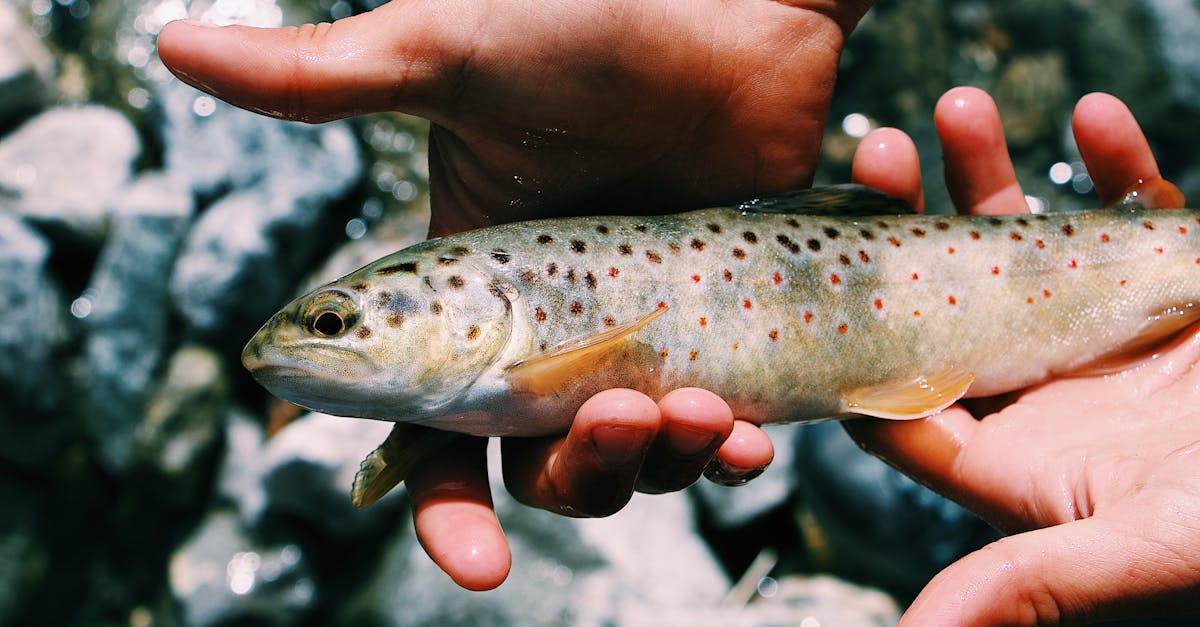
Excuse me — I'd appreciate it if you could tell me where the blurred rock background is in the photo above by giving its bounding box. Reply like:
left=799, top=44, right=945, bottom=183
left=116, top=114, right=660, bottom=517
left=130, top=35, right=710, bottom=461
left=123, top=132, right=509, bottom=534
left=1, top=0, right=1198, bottom=625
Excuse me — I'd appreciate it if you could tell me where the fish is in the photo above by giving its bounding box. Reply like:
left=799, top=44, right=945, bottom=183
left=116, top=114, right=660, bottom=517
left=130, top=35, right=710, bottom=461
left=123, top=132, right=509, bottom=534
left=242, top=183, right=1199, bottom=507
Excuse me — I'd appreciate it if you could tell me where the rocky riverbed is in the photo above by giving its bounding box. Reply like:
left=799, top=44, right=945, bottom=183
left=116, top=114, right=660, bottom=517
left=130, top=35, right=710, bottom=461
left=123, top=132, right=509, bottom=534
left=3, top=0, right=1200, bottom=625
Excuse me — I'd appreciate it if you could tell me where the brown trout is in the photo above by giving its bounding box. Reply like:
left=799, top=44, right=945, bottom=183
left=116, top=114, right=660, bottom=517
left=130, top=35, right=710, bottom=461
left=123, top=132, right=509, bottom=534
left=242, top=185, right=1200, bottom=506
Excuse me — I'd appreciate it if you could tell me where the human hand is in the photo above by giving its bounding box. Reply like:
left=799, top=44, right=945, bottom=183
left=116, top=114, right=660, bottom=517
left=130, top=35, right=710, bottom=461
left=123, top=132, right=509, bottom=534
left=847, top=86, right=1200, bottom=625
left=157, top=0, right=874, bottom=590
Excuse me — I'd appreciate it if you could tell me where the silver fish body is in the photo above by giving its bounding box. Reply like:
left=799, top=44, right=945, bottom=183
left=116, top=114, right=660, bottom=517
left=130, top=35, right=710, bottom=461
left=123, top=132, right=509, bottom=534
left=243, top=187, right=1200, bottom=436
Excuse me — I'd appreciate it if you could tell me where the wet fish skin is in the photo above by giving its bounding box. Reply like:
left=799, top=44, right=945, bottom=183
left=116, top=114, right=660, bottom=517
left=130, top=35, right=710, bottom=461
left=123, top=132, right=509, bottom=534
left=242, top=186, right=1200, bottom=437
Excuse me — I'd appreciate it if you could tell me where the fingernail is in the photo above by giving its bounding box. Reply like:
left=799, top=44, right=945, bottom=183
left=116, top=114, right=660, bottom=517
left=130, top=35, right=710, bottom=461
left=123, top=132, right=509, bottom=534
left=666, top=423, right=719, bottom=456
left=591, top=425, right=652, bottom=466
left=703, top=459, right=767, bottom=487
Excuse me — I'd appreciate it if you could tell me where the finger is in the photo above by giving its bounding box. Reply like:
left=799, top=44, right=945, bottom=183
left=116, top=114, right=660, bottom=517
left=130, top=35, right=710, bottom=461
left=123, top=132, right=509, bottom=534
left=501, top=389, right=660, bottom=517
left=406, top=435, right=511, bottom=591
left=1072, top=92, right=1183, bottom=207
left=703, top=419, right=775, bottom=486
left=935, top=86, right=1027, bottom=215
left=900, top=515, right=1200, bottom=626
left=157, top=8, right=453, bottom=123
left=635, top=388, right=734, bottom=494
left=851, top=126, right=925, bottom=212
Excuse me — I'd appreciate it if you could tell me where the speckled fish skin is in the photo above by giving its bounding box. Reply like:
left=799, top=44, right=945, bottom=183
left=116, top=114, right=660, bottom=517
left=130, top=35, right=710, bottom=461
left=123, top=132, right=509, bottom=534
left=242, top=186, right=1200, bottom=436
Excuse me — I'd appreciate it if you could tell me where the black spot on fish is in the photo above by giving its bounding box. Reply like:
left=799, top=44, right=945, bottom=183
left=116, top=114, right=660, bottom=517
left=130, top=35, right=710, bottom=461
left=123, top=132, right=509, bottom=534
left=1063, top=224, right=1077, bottom=236
left=743, top=231, right=759, bottom=244
left=987, top=217, right=1004, bottom=226
left=566, top=269, right=577, bottom=284
left=491, top=249, right=512, bottom=264
left=351, top=282, right=369, bottom=292
left=570, top=301, right=583, bottom=315
left=807, top=238, right=821, bottom=252
left=519, top=269, right=538, bottom=283
left=373, top=292, right=392, bottom=308
left=356, top=326, right=372, bottom=339
left=859, top=229, right=875, bottom=241
left=603, top=315, right=616, bottom=327
left=537, top=234, right=553, bottom=245
left=875, top=220, right=891, bottom=230
left=634, top=224, right=648, bottom=233
left=571, top=240, right=587, bottom=253
left=910, top=228, right=926, bottom=238
left=934, top=221, right=951, bottom=231
left=618, top=244, right=633, bottom=256
left=786, top=218, right=801, bottom=228
left=707, top=223, right=723, bottom=233
left=596, top=225, right=610, bottom=235
left=585, top=272, right=597, bottom=290
left=823, top=227, right=841, bottom=239
left=732, top=248, right=746, bottom=260
left=534, top=307, right=546, bottom=323
left=838, top=254, right=851, bottom=266
left=691, top=238, right=706, bottom=251
left=776, top=234, right=800, bottom=254
left=646, top=250, right=663, bottom=263
left=466, top=325, right=480, bottom=341
left=438, top=257, right=459, bottom=266
left=430, top=301, right=443, bottom=316
left=451, top=246, right=471, bottom=256
left=1141, top=221, right=1154, bottom=231
left=668, top=243, right=682, bottom=254
left=969, top=231, right=981, bottom=240
left=378, top=261, right=419, bottom=275
left=546, top=262, right=558, bottom=276
left=1016, top=217, right=1030, bottom=227
left=386, top=312, right=404, bottom=327
left=723, top=269, right=733, bottom=282
left=858, top=250, right=870, bottom=263
left=1035, top=214, right=1049, bottom=221
left=447, top=276, right=465, bottom=289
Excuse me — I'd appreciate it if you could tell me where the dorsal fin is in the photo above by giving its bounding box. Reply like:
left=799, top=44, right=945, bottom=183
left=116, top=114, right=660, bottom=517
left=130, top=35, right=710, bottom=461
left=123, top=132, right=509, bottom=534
left=505, top=305, right=668, bottom=396
left=737, top=184, right=915, bottom=216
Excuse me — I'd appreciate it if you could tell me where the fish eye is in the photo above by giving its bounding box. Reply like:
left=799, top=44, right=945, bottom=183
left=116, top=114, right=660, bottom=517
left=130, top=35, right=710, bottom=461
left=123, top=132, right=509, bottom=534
left=312, top=310, right=346, bottom=337
left=302, top=290, right=360, bottom=338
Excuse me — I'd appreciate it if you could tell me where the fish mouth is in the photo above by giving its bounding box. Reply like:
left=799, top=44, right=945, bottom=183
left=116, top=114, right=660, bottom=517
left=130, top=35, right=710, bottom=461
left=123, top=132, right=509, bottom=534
left=242, top=340, right=379, bottom=383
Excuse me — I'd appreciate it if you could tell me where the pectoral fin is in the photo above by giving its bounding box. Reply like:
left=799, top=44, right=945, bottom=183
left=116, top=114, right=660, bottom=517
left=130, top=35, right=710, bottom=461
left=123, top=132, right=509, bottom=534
left=506, top=305, right=668, bottom=396
left=351, top=423, right=463, bottom=509
left=840, top=368, right=975, bottom=420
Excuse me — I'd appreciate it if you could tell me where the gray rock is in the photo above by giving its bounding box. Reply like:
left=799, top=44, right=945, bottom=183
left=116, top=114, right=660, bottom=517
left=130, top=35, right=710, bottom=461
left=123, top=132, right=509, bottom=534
left=0, top=211, right=70, bottom=466
left=0, top=0, right=54, bottom=128
left=0, top=476, right=40, bottom=625
left=84, top=173, right=193, bottom=471
left=342, top=441, right=729, bottom=626
left=164, top=80, right=362, bottom=341
left=794, top=421, right=998, bottom=596
left=0, top=106, right=139, bottom=241
left=132, top=344, right=229, bottom=505
left=218, top=412, right=402, bottom=536
left=1144, top=0, right=1200, bottom=112
left=169, top=511, right=316, bottom=627
left=691, top=424, right=803, bottom=528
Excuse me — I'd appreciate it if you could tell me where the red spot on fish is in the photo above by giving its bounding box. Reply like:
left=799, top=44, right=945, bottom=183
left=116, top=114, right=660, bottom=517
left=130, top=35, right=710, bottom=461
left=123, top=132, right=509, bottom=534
left=1043, top=289, right=1052, bottom=298
left=732, top=248, right=746, bottom=260
left=913, top=310, right=921, bottom=317
left=1011, top=232, right=1023, bottom=242
left=603, top=315, right=615, bottom=327
left=1036, top=239, right=1045, bottom=249
left=1181, top=226, right=1189, bottom=235
left=837, top=323, right=848, bottom=335
left=692, top=274, right=701, bottom=283
left=1027, top=297, right=1035, bottom=304
left=991, top=266, right=1000, bottom=275
left=723, top=269, right=733, bottom=282
left=1068, top=259, right=1078, bottom=268
left=608, top=267, right=620, bottom=278
left=948, top=295, right=957, bottom=306
left=1120, top=279, right=1128, bottom=286
left=888, top=236, right=902, bottom=247
left=874, top=298, right=883, bottom=310
left=534, top=307, right=546, bottom=322
left=689, top=350, right=699, bottom=361
left=911, top=273, right=920, bottom=281
left=743, top=300, right=753, bottom=309
left=657, top=301, right=667, bottom=309
left=803, top=311, right=814, bottom=324
left=947, top=247, right=956, bottom=255
left=699, top=317, right=707, bottom=327
left=858, top=250, right=870, bottom=263
left=773, top=272, right=782, bottom=285
left=1155, top=247, right=1165, bottom=254
left=661, top=348, right=669, bottom=359
left=830, top=274, right=841, bottom=285
left=769, top=329, right=779, bottom=342
left=1143, top=221, right=1156, bottom=230
left=969, top=231, right=981, bottom=240
left=732, top=342, right=739, bottom=351
left=1101, top=233, right=1111, bottom=243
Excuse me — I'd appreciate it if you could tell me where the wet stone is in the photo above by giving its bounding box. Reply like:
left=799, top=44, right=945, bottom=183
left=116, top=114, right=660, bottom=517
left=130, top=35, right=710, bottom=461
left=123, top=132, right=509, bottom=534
left=0, top=0, right=54, bottom=129
left=169, top=511, right=316, bottom=627
left=0, top=106, right=139, bottom=241
left=691, top=425, right=803, bottom=529
left=85, top=174, right=193, bottom=472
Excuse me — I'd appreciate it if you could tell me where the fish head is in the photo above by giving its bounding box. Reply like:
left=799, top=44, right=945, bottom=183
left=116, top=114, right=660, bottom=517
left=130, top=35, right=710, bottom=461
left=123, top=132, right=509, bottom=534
left=242, top=249, right=516, bottom=420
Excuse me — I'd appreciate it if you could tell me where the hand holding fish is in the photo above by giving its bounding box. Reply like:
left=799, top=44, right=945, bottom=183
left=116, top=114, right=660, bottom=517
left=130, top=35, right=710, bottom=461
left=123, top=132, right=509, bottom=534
left=848, top=87, right=1200, bottom=625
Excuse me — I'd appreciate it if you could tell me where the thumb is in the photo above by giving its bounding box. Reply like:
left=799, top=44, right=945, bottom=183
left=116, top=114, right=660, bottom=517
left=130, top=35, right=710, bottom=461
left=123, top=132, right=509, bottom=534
left=157, top=5, right=464, bottom=123
left=901, top=516, right=1196, bottom=626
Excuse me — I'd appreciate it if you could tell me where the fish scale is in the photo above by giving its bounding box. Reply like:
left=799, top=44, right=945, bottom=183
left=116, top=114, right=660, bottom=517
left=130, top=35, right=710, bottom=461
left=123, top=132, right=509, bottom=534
left=242, top=186, right=1200, bottom=439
